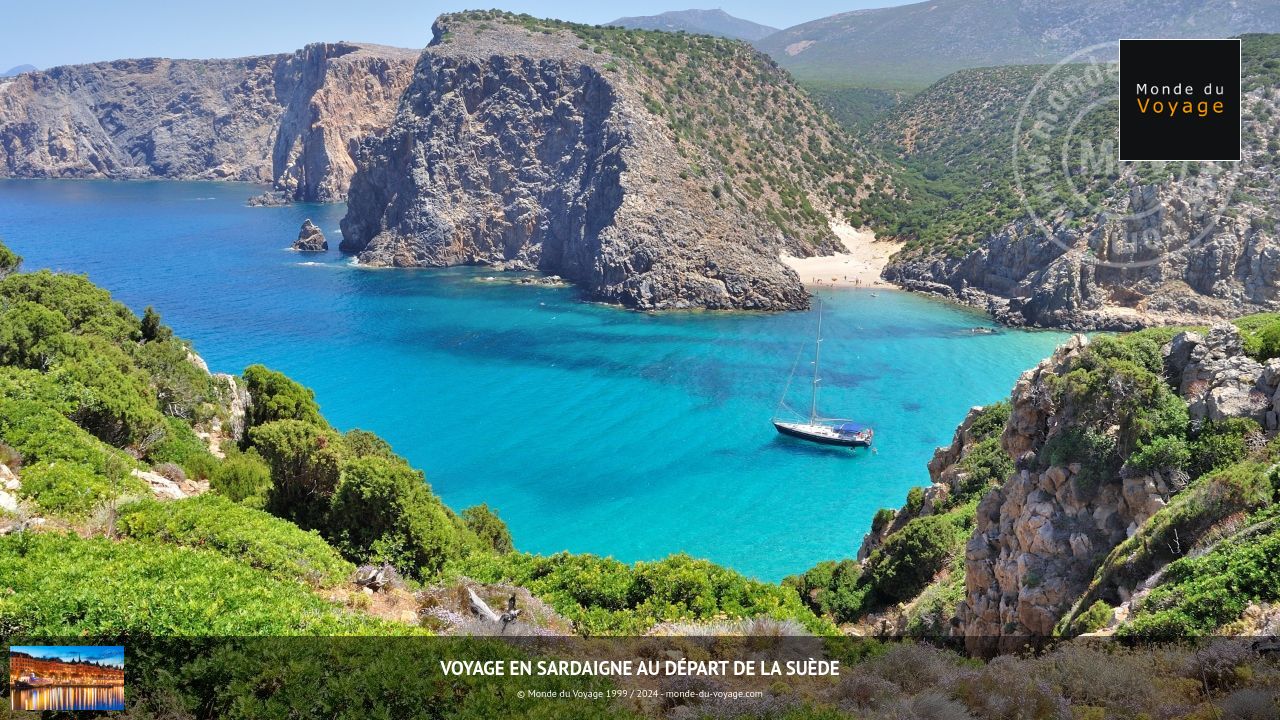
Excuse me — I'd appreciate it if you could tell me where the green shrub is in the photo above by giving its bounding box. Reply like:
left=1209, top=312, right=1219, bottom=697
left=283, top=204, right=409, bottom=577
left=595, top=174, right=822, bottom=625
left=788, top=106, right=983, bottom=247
left=135, top=338, right=217, bottom=420
left=954, top=436, right=1012, bottom=499
left=249, top=419, right=345, bottom=528
left=871, top=507, right=896, bottom=533
left=18, top=461, right=110, bottom=516
left=1126, top=435, right=1191, bottom=473
left=1042, top=426, right=1117, bottom=492
left=0, top=238, right=20, bottom=278
left=967, top=401, right=1010, bottom=440
left=49, top=341, right=165, bottom=447
left=1120, top=524, right=1280, bottom=638
left=140, top=305, right=173, bottom=343
left=1189, top=418, right=1260, bottom=479
left=0, top=532, right=404, bottom=635
left=0, top=270, right=140, bottom=344
left=861, top=514, right=964, bottom=604
left=1074, top=600, right=1113, bottom=634
left=0, top=300, right=70, bottom=368
left=462, top=504, right=514, bottom=554
left=343, top=429, right=401, bottom=462
left=904, top=486, right=925, bottom=514
left=147, top=416, right=219, bottom=479
left=242, top=365, right=324, bottom=429
left=119, top=495, right=354, bottom=586
left=453, top=550, right=832, bottom=636
left=327, top=456, right=474, bottom=578
left=1077, top=461, right=1276, bottom=620
left=1234, top=313, right=1280, bottom=360
left=211, top=447, right=273, bottom=507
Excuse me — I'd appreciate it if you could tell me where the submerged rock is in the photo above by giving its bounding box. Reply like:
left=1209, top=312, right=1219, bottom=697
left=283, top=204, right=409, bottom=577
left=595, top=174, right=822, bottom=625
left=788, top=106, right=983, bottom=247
left=293, top=219, right=328, bottom=252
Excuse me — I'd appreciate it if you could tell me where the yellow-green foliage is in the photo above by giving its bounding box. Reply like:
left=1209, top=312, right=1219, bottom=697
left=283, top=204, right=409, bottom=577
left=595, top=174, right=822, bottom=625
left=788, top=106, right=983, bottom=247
left=452, top=551, right=833, bottom=636
left=0, top=532, right=410, bottom=636
left=119, top=494, right=355, bottom=586
left=1067, top=461, right=1279, bottom=633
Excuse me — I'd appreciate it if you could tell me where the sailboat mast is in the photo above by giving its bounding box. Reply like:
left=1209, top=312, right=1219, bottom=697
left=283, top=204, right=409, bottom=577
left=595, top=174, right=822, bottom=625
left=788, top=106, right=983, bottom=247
left=810, top=301, right=822, bottom=422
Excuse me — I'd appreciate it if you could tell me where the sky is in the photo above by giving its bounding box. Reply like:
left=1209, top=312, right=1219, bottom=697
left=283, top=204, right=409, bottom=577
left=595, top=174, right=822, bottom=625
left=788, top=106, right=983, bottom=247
left=11, top=645, right=126, bottom=668
left=0, top=1, right=912, bottom=71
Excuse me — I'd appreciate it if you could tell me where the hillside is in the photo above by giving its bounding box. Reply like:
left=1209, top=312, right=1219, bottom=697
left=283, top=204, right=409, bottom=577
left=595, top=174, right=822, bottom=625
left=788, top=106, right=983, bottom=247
left=790, top=321, right=1280, bottom=652
left=341, top=11, right=884, bottom=310
left=607, top=8, right=778, bottom=41
left=864, top=34, right=1280, bottom=330
left=0, top=42, right=417, bottom=202
left=756, top=0, right=1280, bottom=90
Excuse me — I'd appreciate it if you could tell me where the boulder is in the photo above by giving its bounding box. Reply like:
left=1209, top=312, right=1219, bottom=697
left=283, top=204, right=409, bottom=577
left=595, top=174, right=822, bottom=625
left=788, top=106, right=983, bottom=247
left=293, top=219, right=328, bottom=252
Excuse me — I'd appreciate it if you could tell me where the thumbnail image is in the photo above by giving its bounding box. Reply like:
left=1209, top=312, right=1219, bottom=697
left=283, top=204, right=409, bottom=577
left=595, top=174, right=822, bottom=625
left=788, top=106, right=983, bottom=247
left=9, top=646, right=125, bottom=712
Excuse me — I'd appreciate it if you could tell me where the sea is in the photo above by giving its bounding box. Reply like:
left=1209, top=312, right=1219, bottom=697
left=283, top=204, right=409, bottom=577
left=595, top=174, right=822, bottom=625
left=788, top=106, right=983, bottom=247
left=0, top=179, right=1069, bottom=581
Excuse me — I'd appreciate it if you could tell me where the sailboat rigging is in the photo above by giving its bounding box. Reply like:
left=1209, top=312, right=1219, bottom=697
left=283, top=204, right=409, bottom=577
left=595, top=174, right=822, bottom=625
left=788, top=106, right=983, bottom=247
left=772, top=300, right=874, bottom=449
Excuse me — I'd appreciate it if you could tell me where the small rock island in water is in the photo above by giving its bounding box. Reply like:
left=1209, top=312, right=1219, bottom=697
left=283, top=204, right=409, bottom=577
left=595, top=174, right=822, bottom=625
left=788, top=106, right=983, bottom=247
left=292, top=219, right=328, bottom=252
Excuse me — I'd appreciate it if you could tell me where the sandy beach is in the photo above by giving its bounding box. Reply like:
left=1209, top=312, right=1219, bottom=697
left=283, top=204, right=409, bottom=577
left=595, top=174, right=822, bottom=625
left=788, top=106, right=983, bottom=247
left=780, top=222, right=903, bottom=289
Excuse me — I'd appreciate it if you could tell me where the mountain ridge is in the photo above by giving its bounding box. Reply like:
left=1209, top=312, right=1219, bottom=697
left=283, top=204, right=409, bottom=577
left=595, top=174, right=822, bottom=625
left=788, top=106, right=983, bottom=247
left=757, top=0, right=1280, bottom=89
left=608, top=8, right=778, bottom=41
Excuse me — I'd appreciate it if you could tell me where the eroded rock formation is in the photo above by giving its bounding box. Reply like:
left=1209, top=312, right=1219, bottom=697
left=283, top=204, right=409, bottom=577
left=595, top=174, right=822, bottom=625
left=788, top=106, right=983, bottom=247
left=956, top=325, right=1280, bottom=653
left=339, top=15, right=840, bottom=310
left=0, top=42, right=416, bottom=201
left=293, top=219, right=328, bottom=252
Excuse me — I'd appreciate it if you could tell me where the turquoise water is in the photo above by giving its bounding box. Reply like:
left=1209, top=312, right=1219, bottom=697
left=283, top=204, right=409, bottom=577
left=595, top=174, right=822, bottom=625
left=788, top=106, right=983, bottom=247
left=0, top=180, right=1069, bottom=581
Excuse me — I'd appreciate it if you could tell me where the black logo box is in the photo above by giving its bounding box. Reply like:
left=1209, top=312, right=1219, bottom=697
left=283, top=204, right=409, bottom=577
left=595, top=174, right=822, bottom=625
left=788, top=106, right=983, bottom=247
left=1119, top=38, right=1241, bottom=162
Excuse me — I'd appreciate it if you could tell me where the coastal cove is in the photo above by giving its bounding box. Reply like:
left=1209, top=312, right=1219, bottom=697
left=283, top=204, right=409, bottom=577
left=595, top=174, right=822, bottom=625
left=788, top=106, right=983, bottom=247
left=0, top=179, right=1069, bottom=581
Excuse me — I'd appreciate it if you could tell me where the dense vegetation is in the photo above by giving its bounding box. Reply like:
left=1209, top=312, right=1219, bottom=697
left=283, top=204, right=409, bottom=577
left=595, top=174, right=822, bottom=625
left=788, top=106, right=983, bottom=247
left=452, top=551, right=834, bottom=635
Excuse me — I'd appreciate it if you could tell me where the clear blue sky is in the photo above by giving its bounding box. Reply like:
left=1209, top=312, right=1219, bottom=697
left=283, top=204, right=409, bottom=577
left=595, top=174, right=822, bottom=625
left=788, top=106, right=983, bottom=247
left=12, top=645, right=125, bottom=668
left=0, top=1, right=911, bottom=71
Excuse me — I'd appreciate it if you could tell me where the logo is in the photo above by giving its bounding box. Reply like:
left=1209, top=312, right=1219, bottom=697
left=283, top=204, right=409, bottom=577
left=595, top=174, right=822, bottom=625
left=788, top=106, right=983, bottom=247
left=1120, top=39, right=1241, bottom=161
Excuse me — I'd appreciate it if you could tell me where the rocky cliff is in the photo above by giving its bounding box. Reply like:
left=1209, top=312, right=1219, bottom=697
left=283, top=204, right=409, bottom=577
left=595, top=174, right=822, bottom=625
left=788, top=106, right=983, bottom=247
left=875, top=38, right=1280, bottom=330
left=797, top=317, right=1280, bottom=652
left=955, top=326, right=1280, bottom=652
left=0, top=42, right=416, bottom=201
left=340, top=11, right=877, bottom=310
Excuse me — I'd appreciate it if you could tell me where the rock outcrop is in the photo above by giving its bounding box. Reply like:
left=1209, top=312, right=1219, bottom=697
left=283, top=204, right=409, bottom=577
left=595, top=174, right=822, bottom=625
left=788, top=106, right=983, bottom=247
left=340, top=12, right=873, bottom=310
left=0, top=42, right=416, bottom=201
left=881, top=56, right=1280, bottom=331
left=955, top=325, right=1280, bottom=653
left=293, top=219, right=328, bottom=252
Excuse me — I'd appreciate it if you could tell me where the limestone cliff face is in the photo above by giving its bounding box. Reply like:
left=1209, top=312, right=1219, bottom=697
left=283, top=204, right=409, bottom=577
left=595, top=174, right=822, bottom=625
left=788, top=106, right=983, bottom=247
left=269, top=43, right=417, bottom=201
left=340, top=13, right=866, bottom=310
left=0, top=42, right=415, bottom=201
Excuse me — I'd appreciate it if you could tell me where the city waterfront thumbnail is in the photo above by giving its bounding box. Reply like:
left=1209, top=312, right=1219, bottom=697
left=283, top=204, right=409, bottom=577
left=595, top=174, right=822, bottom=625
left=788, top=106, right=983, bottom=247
left=10, top=645, right=125, bottom=711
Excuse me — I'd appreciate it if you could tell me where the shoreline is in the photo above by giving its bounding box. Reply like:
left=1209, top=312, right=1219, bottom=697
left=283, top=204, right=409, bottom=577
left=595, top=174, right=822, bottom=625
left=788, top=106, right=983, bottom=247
left=780, top=222, right=903, bottom=290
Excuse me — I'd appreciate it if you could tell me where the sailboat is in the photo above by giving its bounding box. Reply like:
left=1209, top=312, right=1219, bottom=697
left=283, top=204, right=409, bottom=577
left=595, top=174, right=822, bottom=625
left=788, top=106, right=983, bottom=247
left=772, top=301, right=874, bottom=448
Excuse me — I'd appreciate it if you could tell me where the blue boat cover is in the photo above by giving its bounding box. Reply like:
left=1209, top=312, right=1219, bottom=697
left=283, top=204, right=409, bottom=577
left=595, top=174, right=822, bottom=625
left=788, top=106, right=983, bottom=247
left=836, top=422, right=869, bottom=433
